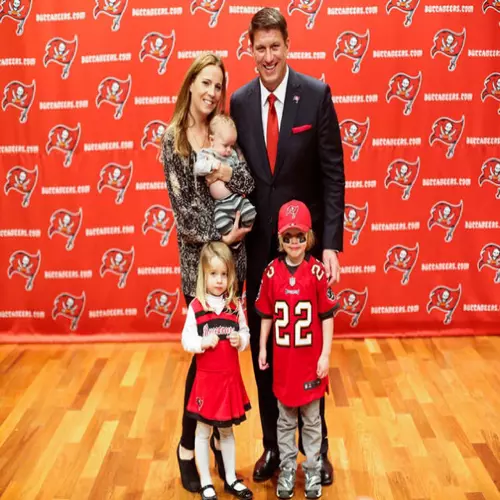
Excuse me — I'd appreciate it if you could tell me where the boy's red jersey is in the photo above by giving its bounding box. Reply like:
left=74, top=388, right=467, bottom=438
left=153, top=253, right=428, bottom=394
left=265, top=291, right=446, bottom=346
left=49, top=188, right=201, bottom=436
left=255, top=255, right=338, bottom=407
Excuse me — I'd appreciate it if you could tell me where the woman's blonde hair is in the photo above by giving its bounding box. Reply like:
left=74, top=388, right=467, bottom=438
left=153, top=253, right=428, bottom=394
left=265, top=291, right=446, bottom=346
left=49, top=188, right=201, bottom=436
left=278, top=229, right=316, bottom=252
left=196, top=242, right=238, bottom=310
left=165, top=53, right=227, bottom=157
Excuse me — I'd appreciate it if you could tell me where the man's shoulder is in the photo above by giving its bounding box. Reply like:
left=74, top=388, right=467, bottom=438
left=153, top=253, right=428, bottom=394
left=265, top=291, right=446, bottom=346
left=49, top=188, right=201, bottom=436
left=293, top=69, right=328, bottom=95
left=231, top=77, right=259, bottom=104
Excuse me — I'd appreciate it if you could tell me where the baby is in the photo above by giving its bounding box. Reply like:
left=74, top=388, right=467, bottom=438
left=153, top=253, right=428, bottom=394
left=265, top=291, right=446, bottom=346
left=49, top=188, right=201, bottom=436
left=194, top=114, right=256, bottom=247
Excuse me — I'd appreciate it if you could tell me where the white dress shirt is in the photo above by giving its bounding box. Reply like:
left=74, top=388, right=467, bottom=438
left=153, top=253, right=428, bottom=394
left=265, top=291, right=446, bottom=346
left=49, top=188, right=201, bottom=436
left=181, top=293, right=250, bottom=354
left=260, top=66, right=290, bottom=145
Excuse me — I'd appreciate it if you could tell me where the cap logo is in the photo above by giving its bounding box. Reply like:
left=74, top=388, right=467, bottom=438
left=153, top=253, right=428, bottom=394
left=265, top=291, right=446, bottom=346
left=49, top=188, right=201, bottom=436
left=286, top=205, right=299, bottom=219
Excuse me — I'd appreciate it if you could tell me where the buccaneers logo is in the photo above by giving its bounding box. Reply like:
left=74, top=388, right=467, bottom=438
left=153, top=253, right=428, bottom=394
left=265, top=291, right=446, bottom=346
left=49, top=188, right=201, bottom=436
left=236, top=30, right=252, bottom=60
left=48, top=208, right=83, bottom=251
left=340, top=118, right=369, bottom=161
left=478, top=243, right=500, bottom=284
left=190, top=0, right=225, bottom=28
left=428, top=200, right=463, bottom=243
left=386, top=72, right=422, bottom=115
left=43, top=36, right=78, bottom=79
left=482, top=0, right=500, bottom=14
left=481, top=73, right=500, bottom=114
left=344, top=203, right=368, bottom=246
left=96, top=75, right=132, bottom=120
left=287, top=0, right=323, bottom=30
left=384, top=158, right=420, bottom=200
left=333, top=30, right=370, bottom=74
left=430, top=28, right=466, bottom=71
left=100, top=248, right=134, bottom=288
left=2, top=79, right=35, bottom=123
left=7, top=249, right=41, bottom=291
left=426, top=285, right=461, bottom=325
left=145, top=289, right=180, bottom=329
left=429, top=116, right=465, bottom=159
left=93, top=0, right=127, bottom=31
left=97, top=162, right=133, bottom=204
left=46, top=123, right=81, bottom=167
left=334, top=288, right=368, bottom=327
left=384, top=244, right=419, bottom=285
left=52, top=292, right=86, bottom=331
left=141, top=120, right=167, bottom=150
left=0, top=0, right=32, bottom=35
left=142, top=205, right=175, bottom=247
left=139, top=31, right=175, bottom=75
left=4, top=165, right=38, bottom=207
left=386, top=0, right=419, bottom=27
left=479, top=158, right=500, bottom=199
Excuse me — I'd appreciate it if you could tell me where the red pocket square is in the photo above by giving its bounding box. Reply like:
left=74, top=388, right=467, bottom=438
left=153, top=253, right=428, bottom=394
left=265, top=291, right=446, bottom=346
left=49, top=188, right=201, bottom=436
left=292, top=124, right=312, bottom=134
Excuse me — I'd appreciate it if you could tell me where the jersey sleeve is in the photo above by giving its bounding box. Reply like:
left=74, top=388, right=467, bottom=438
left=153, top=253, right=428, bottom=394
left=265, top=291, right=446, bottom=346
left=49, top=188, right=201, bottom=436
left=254, top=263, right=274, bottom=318
left=315, top=260, right=339, bottom=319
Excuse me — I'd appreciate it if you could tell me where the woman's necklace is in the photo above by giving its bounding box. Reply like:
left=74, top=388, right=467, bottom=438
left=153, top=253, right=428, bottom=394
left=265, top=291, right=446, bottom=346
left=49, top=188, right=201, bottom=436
left=190, top=127, right=208, bottom=150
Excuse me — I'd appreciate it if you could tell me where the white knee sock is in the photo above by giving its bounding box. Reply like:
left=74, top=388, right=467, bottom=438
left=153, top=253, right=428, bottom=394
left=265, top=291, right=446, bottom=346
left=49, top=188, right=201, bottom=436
left=219, top=427, right=245, bottom=492
left=195, top=422, right=216, bottom=497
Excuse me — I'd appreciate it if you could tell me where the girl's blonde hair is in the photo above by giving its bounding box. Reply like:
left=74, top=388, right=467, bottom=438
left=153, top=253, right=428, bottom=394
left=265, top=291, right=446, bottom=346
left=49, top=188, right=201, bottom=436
left=278, top=229, right=316, bottom=252
left=165, top=53, right=227, bottom=157
left=196, top=242, right=238, bottom=310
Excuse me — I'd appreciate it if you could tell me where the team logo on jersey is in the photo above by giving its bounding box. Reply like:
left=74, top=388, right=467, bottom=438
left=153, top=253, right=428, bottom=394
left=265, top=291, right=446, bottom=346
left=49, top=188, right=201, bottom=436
left=141, top=120, right=167, bottom=150
left=428, top=200, right=463, bottom=243
left=287, top=0, right=323, bottom=30
left=429, top=116, right=465, bottom=159
left=139, top=31, right=175, bottom=75
left=46, top=124, right=81, bottom=167
left=93, top=0, right=127, bottom=31
left=142, top=205, right=175, bottom=247
left=48, top=208, right=83, bottom=251
left=333, top=30, right=370, bottom=74
left=430, top=28, right=466, bottom=72
left=384, top=244, right=419, bottom=285
left=384, top=158, right=420, bottom=200
left=52, top=292, right=86, bottom=331
left=0, top=0, right=32, bottom=35
left=100, top=247, right=134, bottom=288
left=145, top=289, right=180, bottom=328
left=386, top=0, right=419, bottom=27
left=386, top=72, right=422, bottom=115
left=481, top=73, right=500, bottom=114
left=334, top=288, right=368, bottom=327
left=426, top=285, right=461, bottom=324
left=340, top=118, right=369, bottom=161
left=482, top=0, right=500, bottom=14
left=96, top=75, right=131, bottom=120
left=478, top=243, right=500, bottom=283
left=2, top=80, right=35, bottom=123
left=236, top=30, right=252, bottom=60
left=43, top=36, right=78, bottom=80
left=344, top=202, right=368, bottom=246
left=4, top=165, right=38, bottom=207
left=479, top=158, right=500, bottom=199
left=97, top=162, right=133, bottom=204
left=190, top=0, right=225, bottom=28
left=7, top=249, right=41, bottom=291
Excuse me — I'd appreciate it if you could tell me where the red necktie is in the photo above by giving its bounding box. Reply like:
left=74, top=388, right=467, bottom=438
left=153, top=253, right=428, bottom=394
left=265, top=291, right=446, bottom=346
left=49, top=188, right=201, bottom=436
left=266, top=93, right=279, bottom=174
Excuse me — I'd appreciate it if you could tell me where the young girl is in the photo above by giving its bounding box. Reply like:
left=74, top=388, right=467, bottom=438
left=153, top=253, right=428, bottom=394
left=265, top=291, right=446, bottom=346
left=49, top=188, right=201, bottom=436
left=182, top=242, right=253, bottom=500
left=256, top=200, right=338, bottom=500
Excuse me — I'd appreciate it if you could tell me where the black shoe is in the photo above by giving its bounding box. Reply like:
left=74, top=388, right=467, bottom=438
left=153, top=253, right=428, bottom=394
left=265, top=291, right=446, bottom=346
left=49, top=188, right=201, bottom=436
left=224, top=479, right=253, bottom=499
left=177, top=443, right=201, bottom=492
left=210, top=433, right=226, bottom=481
left=320, top=452, right=334, bottom=486
left=252, top=448, right=280, bottom=482
left=200, top=484, right=217, bottom=500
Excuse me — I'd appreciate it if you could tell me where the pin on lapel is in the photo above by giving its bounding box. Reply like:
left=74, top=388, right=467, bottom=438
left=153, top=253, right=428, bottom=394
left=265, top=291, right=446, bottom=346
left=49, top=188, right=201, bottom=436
left=293, top=95, right=300, bottom=104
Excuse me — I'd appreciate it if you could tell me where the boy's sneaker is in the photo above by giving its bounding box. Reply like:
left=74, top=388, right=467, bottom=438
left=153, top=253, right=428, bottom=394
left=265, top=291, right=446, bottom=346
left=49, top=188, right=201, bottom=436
left=304, top=470, right=322, bottom=499
left=276, top=468, right=296, bottom=499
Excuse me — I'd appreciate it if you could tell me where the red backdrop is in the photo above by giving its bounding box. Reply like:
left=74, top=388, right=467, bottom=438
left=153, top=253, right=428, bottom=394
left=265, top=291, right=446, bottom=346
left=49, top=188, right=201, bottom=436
left=1, top=0, right=499, bottom=342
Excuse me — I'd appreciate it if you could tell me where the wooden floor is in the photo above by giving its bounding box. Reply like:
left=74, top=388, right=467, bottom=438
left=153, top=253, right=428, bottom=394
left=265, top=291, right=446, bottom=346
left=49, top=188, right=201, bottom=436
left=0, top=336, right=500, bottom=500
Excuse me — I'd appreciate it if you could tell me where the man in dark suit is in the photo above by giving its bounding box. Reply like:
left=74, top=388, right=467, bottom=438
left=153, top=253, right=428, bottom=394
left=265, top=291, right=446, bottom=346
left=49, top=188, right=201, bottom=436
left=230, top=7, right=345, bottom=487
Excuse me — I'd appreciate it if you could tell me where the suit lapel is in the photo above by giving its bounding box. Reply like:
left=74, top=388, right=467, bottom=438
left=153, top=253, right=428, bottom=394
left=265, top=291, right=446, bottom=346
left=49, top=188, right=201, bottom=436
left=247, top=79, right=272, bottom=183
left=274, top=69, right=301, bottom=178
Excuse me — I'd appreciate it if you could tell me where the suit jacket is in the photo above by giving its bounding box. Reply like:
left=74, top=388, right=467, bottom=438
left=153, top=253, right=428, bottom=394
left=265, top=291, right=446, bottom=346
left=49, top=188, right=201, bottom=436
left=230, top=67, right=345, bottom=290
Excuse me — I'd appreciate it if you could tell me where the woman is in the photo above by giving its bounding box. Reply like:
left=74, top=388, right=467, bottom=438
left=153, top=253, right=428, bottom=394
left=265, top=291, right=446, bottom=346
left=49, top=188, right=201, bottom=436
left=161, top=53, right=254, bottom=494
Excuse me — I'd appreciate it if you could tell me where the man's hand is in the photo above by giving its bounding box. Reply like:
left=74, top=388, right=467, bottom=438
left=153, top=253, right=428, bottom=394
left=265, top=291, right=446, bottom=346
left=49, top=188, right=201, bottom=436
left=323, top=249, right=340, bottom=286
left=205, top=163, right=233, bottom=185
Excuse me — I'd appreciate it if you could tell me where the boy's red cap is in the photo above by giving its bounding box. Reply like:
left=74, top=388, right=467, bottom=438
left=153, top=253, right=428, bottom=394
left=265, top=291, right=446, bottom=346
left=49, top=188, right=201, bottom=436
left=278, top=200, right=312, bottom=234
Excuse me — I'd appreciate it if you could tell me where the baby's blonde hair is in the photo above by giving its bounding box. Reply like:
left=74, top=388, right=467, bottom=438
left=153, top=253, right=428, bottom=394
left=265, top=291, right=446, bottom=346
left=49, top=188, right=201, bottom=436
left=196, top=242, right=239, bottom=310
left=278, top=229, right=316, bottom=253
left=208, top=114, right=237, bottom=138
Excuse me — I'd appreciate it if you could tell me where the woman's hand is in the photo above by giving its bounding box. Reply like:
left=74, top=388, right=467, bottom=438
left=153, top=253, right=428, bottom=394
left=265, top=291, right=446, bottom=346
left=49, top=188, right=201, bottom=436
left=221, top=211, right=252, bottom=246
left=206, top=163, right=233, bottom=185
